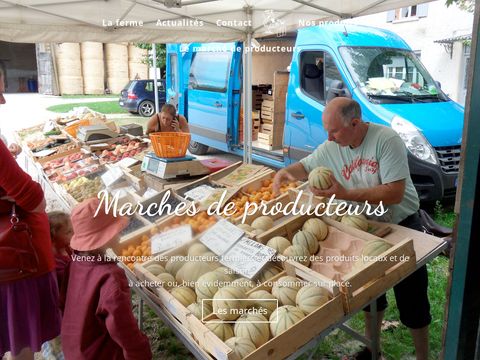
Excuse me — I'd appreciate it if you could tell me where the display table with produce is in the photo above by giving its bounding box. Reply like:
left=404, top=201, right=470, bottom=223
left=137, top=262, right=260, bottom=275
left=15, top=109, right=448, bottom=360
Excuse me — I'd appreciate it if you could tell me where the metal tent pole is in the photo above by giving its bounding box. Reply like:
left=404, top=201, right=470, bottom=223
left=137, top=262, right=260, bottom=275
left=152, top=43, right=159, bottom=114
left=242, top=7, right=253, bottom=164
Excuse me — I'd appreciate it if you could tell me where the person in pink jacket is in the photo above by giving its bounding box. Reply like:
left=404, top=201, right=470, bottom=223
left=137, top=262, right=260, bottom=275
left=61, top=198, right=152, bottom=360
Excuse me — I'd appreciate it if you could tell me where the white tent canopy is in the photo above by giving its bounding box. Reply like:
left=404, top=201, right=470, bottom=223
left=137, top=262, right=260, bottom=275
left=0, top=0, right=430, bottom=43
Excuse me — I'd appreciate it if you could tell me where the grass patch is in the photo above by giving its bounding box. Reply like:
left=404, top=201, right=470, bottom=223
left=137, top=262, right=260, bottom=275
left=433, top=201, right=456, bottom=228
left=47, top=101, right=127, bottom=114
left=60, top=94, right=119, bottom=99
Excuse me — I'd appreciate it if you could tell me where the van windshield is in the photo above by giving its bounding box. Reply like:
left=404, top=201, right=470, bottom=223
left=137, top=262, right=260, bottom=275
left=339, top=46, right=448, bottom=103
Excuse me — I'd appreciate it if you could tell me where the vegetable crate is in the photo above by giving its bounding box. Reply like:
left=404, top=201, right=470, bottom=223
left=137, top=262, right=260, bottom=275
left=134, top=239, right=344, bottom=360
left=257, top=213, right=416, bottom=314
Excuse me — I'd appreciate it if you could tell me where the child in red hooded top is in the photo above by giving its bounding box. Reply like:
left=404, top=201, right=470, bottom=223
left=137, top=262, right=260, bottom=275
left=61, top=198, right=152, bottom=360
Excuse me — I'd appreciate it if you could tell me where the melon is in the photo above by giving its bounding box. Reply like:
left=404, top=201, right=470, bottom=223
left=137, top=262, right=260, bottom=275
left=271, top=276, right=303, bottom=306
left=231, top=277, right=256, bottom=292
left=234, top=313, right=270, bottom=347
left=292, top=230, right=319, bottom=255
left=196, top=271, right=228, bottom=300
left=170, top=286, right=196, bottom=307
left=302, top=218, right=329, bottom=241
left=353, top=239, right=393, bottom=271
left=187, top=301, right=213, bottom=319
left=188, top=243, right=209, bottom=257
left=175, top=261, right=214, bottom=286
left=213, top=286, right=247, bottom=321
left=362, top=239, right=392, bottom=257
left=252, top=229, right=264, bottom=236
left=256, top=264, right=282, bottom=283
left=266, top=236, right=291, bottom=254
left=251, top=216, right=274, bottom=231
left=248, top=290, right=278, bottom=318
left=295, top=285, right=330, bottom=314
left=308, top=167, right=333, bottom=190
left=145, top=263, right=165, bottom=276
left=224, top=337, right=256, bottom=359
left=341, top=214, right=369, bottom=232
left=201, top=251, right=220, bottom=264
left=237, top=223, right=254, bottom=232
left=156, top=272, right=175, bottom=290
left=269, top=305, right=305, bottom=337
left=165, top=257, right=187, bottom=276
left=205, top=320, right=234, bottom=341
left=215, top=266, right=237, bottom=282
left=283, top=245, right=311, bottom=267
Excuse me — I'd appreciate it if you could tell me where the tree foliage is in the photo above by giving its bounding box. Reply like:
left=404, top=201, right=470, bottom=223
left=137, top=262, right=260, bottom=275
left=445, top=0, right=475, bottom=12
left=135, top=43, right=167, bottom=77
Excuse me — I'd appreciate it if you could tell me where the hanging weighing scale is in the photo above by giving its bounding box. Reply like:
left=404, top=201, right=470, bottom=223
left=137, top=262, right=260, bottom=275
left=141, top=152, right=211, bottom=179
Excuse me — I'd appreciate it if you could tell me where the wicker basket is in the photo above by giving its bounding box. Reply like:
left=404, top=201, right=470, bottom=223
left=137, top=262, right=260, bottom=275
left=149, top=132, right=191, bottom=158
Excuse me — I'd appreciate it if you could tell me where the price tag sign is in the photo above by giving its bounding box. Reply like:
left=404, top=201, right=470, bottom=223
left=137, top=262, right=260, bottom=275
left=142, top=188, right=160, bottom=200
left=200, top=219, right=244, bottom=255
left=116, top=157, right=140, bottom=169
left=184, top=185, right=216, bottom=202
left=101, top=167, right=124, bottom=187
left=151, top=225, right=192, bottom=254
left=220, top=237, right=276, bottom=279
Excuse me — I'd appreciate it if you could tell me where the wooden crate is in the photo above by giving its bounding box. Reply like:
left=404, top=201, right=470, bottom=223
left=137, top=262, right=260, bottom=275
left=133, top=235, right=289, bottom=329
left=186, top=261, right=344, bottom=360
left=257, top=213, right=416, bottom=314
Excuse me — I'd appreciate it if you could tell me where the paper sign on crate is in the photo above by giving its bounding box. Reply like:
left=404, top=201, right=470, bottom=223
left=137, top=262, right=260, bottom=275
left=199, top=219, right=244, bottom=255
left=151, top=225, right=193, bottom=254
left=116, top=157, right=140, bottom=169
left=184, top=184, right=216, bottom=202
left=101, top=167, right=124, bottom=187
left=220, top=237, right=276, bottom=279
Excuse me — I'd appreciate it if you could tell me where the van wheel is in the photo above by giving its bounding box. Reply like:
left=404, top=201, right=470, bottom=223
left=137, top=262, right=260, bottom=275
left=188, top=141, right=209, bottom=155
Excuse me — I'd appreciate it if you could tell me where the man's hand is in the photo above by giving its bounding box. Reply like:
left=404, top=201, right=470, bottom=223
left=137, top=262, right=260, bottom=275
left=8, top=143, right=22, bottom=158
left=272, top=169, right=297, bottom=196
left=309, top=173, right=349, bottom=200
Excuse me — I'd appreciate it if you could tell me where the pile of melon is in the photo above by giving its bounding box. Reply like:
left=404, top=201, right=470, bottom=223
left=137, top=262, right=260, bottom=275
left=143, top=243, right=286, bottom=321
left=237, top=216, right=275, bottom=236
left=203, top=275, right=331, bottom=359
left=261, top=218, right=330, bottom=266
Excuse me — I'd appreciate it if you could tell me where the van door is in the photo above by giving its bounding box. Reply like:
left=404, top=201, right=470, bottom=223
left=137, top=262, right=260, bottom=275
left=187, top=46, right=237, bottom=152
left=285, top=48, right=348, bottom=164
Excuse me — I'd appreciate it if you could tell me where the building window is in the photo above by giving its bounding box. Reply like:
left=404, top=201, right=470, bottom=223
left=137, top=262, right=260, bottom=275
left=395, top=5, right=417, bottom=20
left=387, top=4, right=428, bottom=22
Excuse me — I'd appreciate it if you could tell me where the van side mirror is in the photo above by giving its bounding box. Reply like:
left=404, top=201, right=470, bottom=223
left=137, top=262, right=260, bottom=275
left=326, top=80, right=350, bottom=102
left=435, top=81, right=442, bottom=89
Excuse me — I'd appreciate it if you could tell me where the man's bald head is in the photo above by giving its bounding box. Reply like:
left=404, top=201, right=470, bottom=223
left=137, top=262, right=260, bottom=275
left=322, top=98, right=367, bottom=147
left=324, top=97, right=362, bottom=126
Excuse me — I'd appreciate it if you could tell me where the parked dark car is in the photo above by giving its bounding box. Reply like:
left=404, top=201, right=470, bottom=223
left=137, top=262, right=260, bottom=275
left=119, top=79, right=166, bottom=117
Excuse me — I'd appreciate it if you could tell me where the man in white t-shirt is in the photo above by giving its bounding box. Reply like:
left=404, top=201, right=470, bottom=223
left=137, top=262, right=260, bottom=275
left=273, top=97, right=430, bottom=360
